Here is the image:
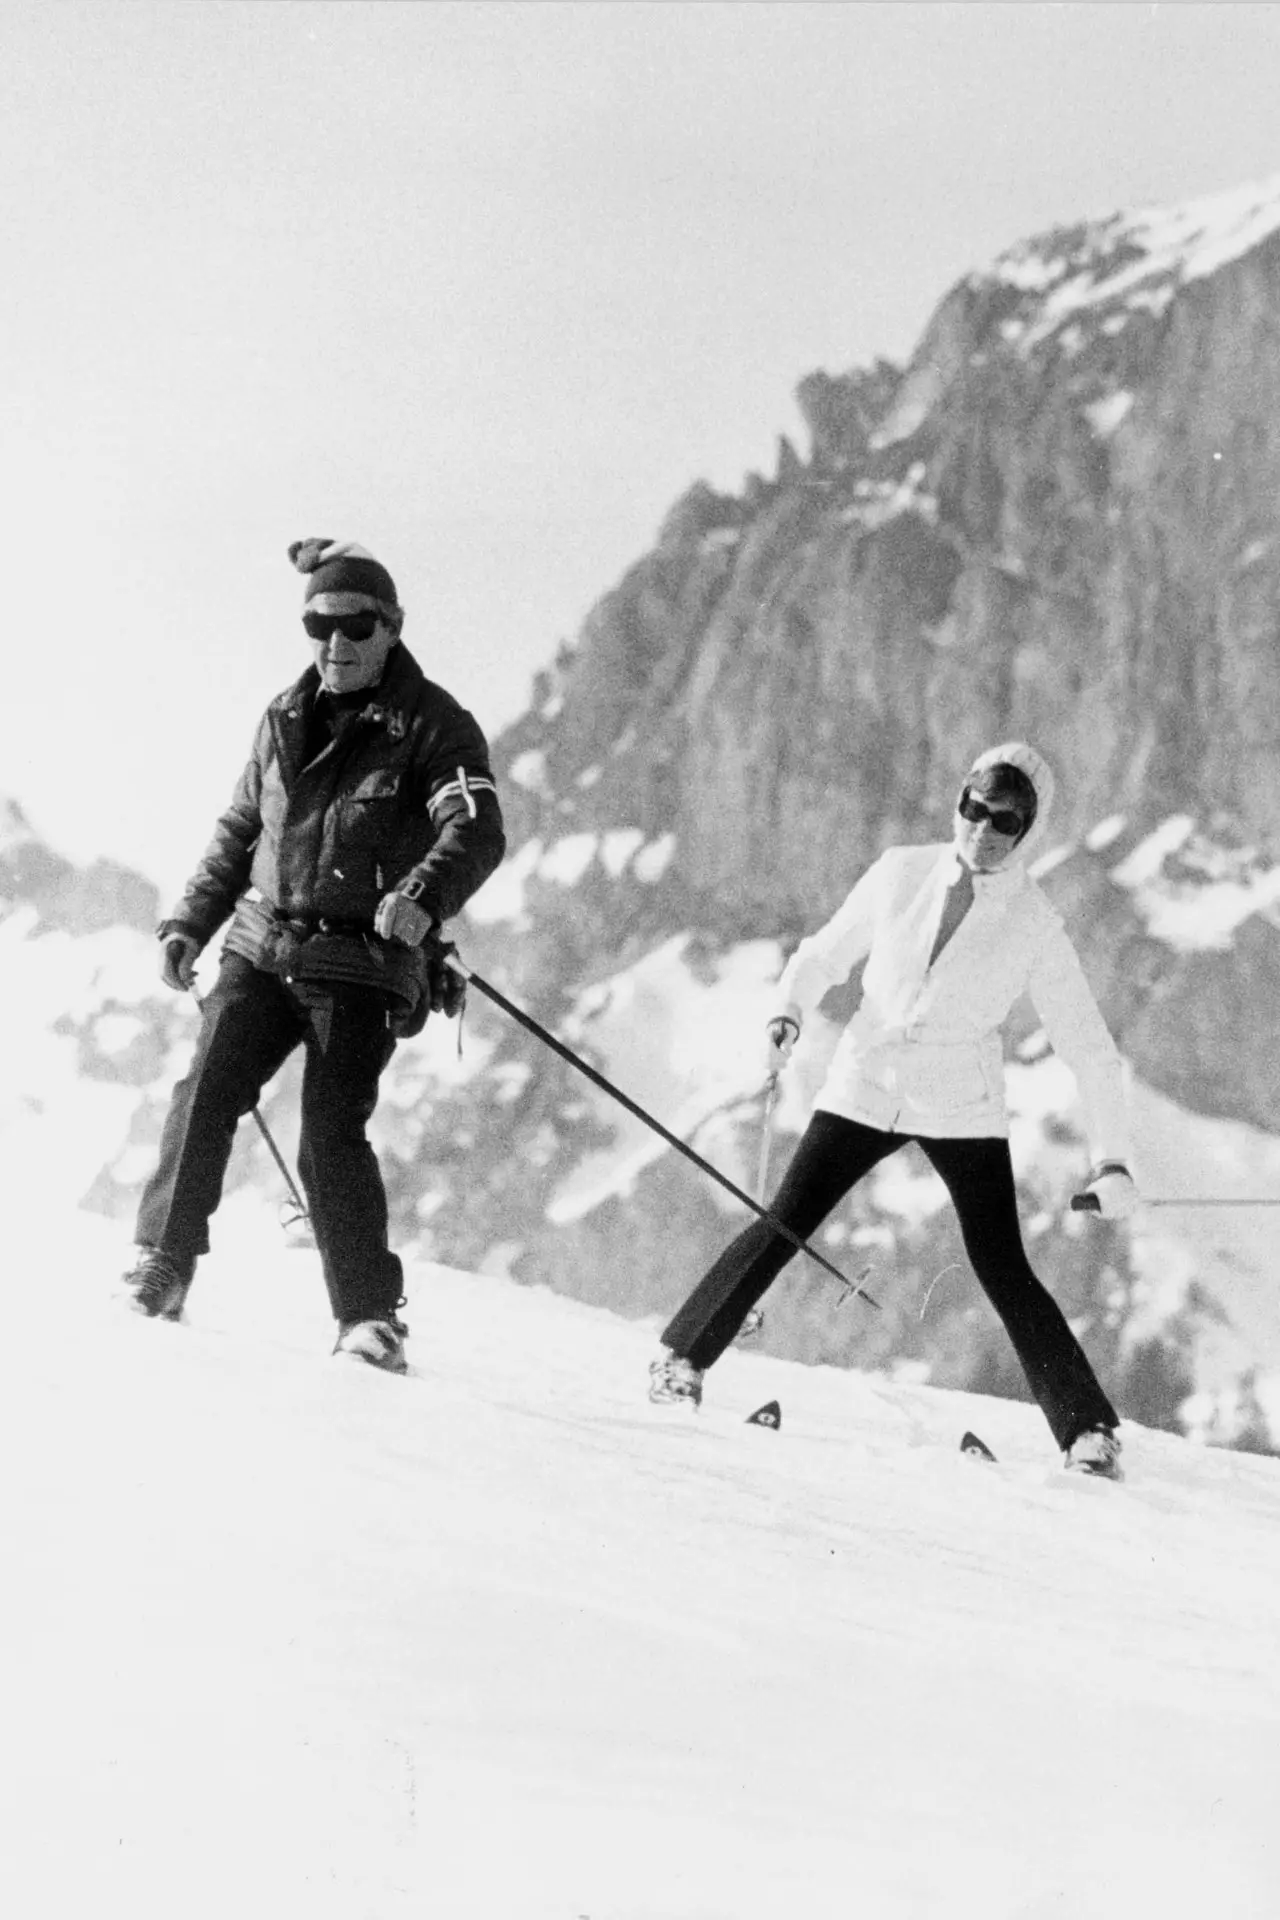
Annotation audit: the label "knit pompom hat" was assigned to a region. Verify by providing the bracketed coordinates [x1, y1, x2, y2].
[288, 538, 398, 607]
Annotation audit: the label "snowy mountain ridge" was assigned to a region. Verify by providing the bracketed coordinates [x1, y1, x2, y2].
[8, 1201, 1277, 1920]
[989, 170, 1280, 344]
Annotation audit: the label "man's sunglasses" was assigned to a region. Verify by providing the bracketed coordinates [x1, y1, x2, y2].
[958, 788, 1026, 838]
[303, 609, 384, 643]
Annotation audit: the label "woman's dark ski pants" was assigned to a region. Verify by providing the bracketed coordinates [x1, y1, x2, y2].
[660, 1110, 1119, 1451]
[135, 953, 403, 1325]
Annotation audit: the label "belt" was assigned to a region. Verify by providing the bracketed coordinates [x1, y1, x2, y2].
[245, 889, 374, 942]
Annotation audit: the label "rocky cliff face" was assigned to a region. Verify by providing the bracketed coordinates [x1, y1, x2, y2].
[496, 177, 1280, 921]
[436, 174, 1280, 1448]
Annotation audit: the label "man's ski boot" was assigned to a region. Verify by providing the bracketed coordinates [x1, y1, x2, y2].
[1064, 1427, 1123, 1480]
[118, 1247, 195, 1321]
[333, 1314, 409, 1374]
[648, 1349, 704, 1407]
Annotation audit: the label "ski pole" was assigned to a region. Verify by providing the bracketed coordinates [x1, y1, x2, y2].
[443, 953, 878, 1310]
[1145, 1197, 1280, 1207]
[755, 1069, 779, 1203]
[738, 1071, 780, 1341]
[1072, 1194, 1280, 1212]
[188, 983, 312, 1233]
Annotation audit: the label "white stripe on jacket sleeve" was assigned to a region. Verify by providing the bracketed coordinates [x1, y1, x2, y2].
[427, 770, 498, 820]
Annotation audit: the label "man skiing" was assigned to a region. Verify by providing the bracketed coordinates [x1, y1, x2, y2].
[118, 539, 506, 1373]
[649, 742, 1137, 1478]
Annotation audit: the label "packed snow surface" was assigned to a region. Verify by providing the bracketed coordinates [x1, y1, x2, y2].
[6, 1205, 1277, 1920]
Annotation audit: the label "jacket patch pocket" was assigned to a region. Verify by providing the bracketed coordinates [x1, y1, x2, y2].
[339, 772, 403, 846]
[904, 1046, 990, 1117]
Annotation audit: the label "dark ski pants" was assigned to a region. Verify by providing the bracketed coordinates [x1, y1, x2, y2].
[660, 1111, 1119, 1452]
[136, 953, 403, 1325]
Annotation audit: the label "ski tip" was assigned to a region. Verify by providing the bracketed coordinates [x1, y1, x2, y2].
[746, 1399, 782, 1430]
[960, 1430, 997, 1462]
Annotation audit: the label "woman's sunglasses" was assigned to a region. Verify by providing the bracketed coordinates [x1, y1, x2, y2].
[958, 788, 1026, 838]
[303, 609, 383, 643]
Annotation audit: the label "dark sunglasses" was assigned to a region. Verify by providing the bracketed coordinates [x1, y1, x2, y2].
[958, 788, 1026, 838]
[303, 609, 383, 643]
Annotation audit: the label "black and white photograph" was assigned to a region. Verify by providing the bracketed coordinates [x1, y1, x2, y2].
[3, 4, 1278, 1915]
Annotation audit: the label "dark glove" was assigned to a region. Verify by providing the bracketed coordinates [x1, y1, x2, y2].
[764, 1013, 800, 1074]
[158, 927, 201, 992]
[424, 937, 466, 1018]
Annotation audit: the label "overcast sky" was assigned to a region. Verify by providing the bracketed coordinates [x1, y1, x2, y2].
[7, 2, 1280, 894]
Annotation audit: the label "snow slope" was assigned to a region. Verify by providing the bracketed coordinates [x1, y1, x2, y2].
[6, 1202, 1277, 1920]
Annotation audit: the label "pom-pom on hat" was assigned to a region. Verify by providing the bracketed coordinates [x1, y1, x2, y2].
[288, 538, 398, 607]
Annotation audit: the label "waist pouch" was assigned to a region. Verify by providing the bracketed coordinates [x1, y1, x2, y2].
[223, 894, 465, 1039]
[224, 894, 427, 1033]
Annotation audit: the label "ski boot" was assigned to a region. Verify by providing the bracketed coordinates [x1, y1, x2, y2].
[118, 1247, 195, 1321]
[1064, 1427, 1123, 1480]
[648, 1349, 704, 1407]
[334, 1314, 409, 1374]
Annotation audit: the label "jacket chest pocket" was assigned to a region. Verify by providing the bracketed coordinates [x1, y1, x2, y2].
[336, 771, 405, 850]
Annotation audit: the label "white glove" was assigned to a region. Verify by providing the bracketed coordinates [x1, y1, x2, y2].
[764, 1014, 800, 1075]
[159, 931, 200, 992]
[374, 888, 436, 948]
[1075, 1162, 1139, 1219]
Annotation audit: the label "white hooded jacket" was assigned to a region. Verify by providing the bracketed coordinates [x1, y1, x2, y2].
[772, 743, 1130, 1158]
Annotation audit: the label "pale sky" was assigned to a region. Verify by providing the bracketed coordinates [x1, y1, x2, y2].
[7, 1, 1280, 897]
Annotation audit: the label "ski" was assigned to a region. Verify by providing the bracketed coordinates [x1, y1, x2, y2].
[959, 1428, 1126, 1484]
[635, 1397, 783, 1437]
[745, 1399, 781, 1430]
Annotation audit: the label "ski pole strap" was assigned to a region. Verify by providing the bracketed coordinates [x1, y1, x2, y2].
[445, 955, 878, 1310]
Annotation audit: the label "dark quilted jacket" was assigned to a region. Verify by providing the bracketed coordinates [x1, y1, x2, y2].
[166, 643, 505, 1011]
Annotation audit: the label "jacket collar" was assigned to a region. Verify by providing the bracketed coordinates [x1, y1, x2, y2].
[941, 846, 1025, 891]
[274, 640, 425, 717]
[269, 643, 429, 784]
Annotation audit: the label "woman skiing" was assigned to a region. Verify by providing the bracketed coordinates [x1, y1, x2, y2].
[649, 742, 1137, 1479]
